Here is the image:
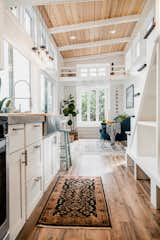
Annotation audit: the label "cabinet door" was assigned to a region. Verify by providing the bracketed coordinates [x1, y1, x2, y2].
[9, 150, 26, 240]
[8, 124, 25, 154]
[25, 123, 42, 146]
[26, 141, 43, 217]
[26, 141, 42, 182]
[43, 137, 53, 190]
[51, 133, 60, 176]
[26, 176, 43, 218]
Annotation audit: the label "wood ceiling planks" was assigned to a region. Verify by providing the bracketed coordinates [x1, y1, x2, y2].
[42, 0, 145, 27]
[61, 42, 127, 58]
[53, 22, 136, 47]
[38, 0, 146, 58]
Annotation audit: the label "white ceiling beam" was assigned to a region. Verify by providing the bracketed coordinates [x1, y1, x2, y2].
[58, 37, 130, 51]
[49, 15, 140, 34]
[64, 51, 124, 63]
[5, 0, 99, 7]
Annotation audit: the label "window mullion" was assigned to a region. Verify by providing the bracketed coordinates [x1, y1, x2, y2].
[79, 92, 82, 122]
[96, 89, 99, 122]
[87, 90, 90, 122]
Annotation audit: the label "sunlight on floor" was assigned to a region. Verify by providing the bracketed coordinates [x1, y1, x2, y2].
[72, 139, 126, 176]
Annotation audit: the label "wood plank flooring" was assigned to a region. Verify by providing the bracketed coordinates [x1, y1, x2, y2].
[17, 140, 160, 240]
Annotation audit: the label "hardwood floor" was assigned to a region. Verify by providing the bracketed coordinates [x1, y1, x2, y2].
[17, 140, 160, 240]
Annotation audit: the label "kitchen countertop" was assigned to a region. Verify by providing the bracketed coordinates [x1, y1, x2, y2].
[0, 113, 46, 124]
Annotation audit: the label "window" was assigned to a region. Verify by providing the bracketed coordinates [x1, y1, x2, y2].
[78, 65, 107, 79]
[13, 48, 31, 112]
[0, 41, 31, 112]
[98, 67, 106, 77]
[24, 9, 32, 36]
[80, 68, 88, 77]
[77, 87, 107, 125]
[41, 74, 54, 113]
[0, 41, 12, 99]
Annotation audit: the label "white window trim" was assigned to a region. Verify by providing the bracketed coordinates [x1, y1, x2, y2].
[77, 86, 108, 127]
[77, 63, 110, 81]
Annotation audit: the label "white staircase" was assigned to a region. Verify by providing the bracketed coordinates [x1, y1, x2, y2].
[126, 33, 160, 208]
[126, 4, 160, 209]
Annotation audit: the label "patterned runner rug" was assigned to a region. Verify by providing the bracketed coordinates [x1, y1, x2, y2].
[38, 176, 111, 228]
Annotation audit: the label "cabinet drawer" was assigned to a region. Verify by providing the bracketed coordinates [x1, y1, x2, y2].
[8, 124, 25, 153]
[25, 123, 42, 146]
[26, 175, 43, 217]
[26, 142, 42, 182]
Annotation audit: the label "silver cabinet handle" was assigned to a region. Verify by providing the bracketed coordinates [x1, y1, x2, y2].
[34, 145, 41, 149]
[21, 150, 28, 166]
[33, 124, 41, 128]
[34, 176, 41, 182]
[12, 128, 24, 131]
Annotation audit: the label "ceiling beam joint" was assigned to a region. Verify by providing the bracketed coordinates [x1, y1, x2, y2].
[58, 37, 130, 51]
[49, 15, 140, 34]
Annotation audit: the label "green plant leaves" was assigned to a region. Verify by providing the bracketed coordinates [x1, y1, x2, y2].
[68, 103, 75, 111]
[63, 108, 69, 116]
[72, 112, 77, 117]
[0, 97, 7, 111]
[68, 119, 72, 126]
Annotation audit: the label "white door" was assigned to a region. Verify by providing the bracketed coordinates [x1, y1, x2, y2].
[9, 150, 26, 240]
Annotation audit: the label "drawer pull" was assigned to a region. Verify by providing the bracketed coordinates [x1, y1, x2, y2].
[21, 150, 28, 166]
[33, 125, 41, 128]
[34, 177, 41, 182]
[34, 145, 41, 149]
[12, 128, 24, 131]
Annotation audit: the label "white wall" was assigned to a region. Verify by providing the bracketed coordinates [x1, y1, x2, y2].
[0, 3, 62, 113]
[63, 53, 124, 68]
[124, 1, 155, 118]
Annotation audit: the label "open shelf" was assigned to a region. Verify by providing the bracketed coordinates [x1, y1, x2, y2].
[127, 150, 160, 187]
[138, 121, 156, 127]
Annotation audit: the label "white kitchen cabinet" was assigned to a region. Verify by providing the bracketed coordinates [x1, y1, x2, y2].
[9, 150, 26, 240]
[43, 136, 53, 190]
[8, 124, 25, 154]
[26, 141, 43, 217]
[25, 123, 42, 146]
[26, 141, 42, 182]
[52, 133, 60, 175]
[43, 132, 61, 191]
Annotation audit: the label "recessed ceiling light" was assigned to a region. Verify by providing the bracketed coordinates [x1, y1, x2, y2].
[110, 30, 116, 34]
[70, 35, 77, 40]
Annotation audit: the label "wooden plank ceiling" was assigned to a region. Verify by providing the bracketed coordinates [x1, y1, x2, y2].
[38, 0, 146, 59]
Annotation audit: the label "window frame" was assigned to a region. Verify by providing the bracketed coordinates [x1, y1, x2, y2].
[77, 86, 108, 127]
[24, 8, 33, 37]
[40, 73, 54, 113]
[77, 64, 109, 80]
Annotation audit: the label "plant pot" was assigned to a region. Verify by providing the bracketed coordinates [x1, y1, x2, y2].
[69, 131, 79, 142]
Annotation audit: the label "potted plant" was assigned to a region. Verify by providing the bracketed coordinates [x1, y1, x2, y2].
[0, 98, 11, 113]
[61, 94, 79, 141]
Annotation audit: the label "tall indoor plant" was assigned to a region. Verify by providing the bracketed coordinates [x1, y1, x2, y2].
[61, 94, 79, 141]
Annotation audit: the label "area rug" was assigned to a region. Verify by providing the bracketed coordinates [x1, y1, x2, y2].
[38, 176, 111, 228]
